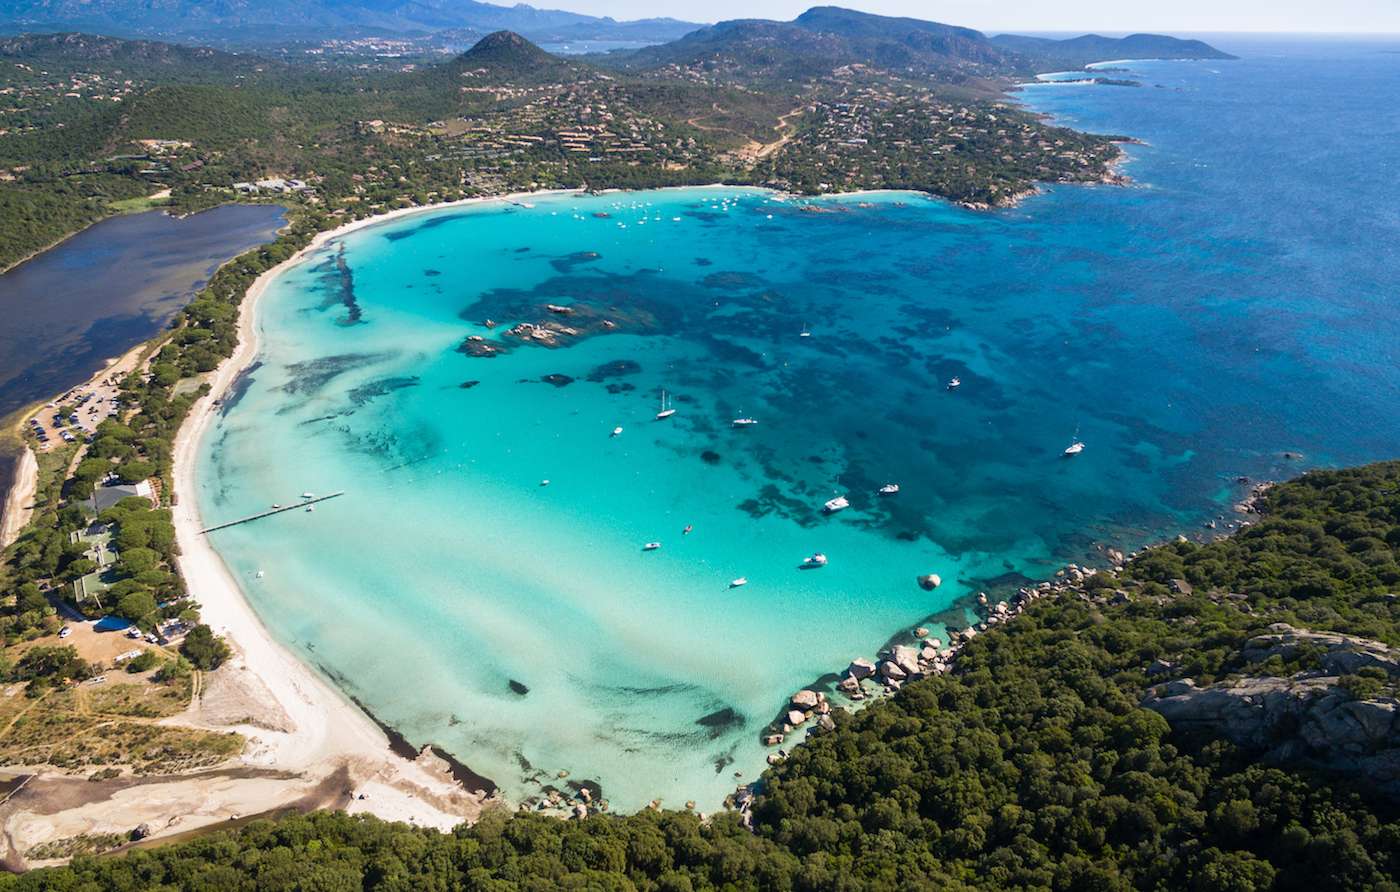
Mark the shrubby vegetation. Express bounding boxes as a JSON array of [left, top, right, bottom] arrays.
[[4, 463, 1397, 889]]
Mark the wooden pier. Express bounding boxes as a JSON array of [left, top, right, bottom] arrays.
[[200, 492, 345, 534]]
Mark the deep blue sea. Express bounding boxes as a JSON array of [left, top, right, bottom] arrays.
[[198, 37, 1400, 811]]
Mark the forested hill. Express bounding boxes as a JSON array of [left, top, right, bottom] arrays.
[[992, 32, 1238, 69], [7, 461, 1398, 888], [0, 0, 701, 44], [0, 32, 262, 75], [603, 7, 1234, 83]]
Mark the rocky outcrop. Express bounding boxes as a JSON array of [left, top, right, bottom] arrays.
[[1143, 673, 1400, 797], [1241, 623, 1400, 678]]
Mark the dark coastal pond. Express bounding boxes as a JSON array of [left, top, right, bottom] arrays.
[[0, 203, 286, 525]]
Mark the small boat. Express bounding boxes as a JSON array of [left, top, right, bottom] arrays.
[[656, 389, 676, 419], [801, 553, 828, 569], [823, 495, 850, 514], [272, 504, 282, 509], [302, 492, 314, 499], [878, 484, 900, 495], [1064, 441, 1086, 457], [255, 570, 265, 579], [729, 577, 748, 588], [306, 505, 315, 512], [540, 479, 550, 486], [947, 377, 961, 390], [732, 417, 758, 427], [799, 323, 812, 338], [612, 426, 623, 437], [643, 542, 661, 551], [683, 524, 693, 535]]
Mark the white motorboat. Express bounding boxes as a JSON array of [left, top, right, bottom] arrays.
[[802, 553, 828, 568], [823, 495, 850, 513], [732, 417, 758, 427], [643, 541, 661, 551], [1064, 441, 1086, 457], [878, 484, 900, 495], [612, 426, 624, 437], [729, 577, 748, 588], [947, 377, 961, 390]]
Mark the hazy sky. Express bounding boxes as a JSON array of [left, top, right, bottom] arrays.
[[576, 0, 1400, 32]]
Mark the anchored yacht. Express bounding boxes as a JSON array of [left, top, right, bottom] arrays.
[[655, 390, 676, 419]]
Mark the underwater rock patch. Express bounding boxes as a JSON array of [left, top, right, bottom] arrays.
[[585, 359, 641, 382], [550, 250, 602, 272]]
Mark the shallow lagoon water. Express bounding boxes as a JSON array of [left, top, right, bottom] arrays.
[[199, 38, 1400, 809], [0, 204, 285, 536]]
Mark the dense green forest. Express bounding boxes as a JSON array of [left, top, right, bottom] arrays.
[[0, 25, 1129, 270], [4, 462, 1397, 889]]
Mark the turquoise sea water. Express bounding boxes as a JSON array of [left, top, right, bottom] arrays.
[[198, 37, 1400, 810]]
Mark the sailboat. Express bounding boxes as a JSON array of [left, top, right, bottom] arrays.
[[656, 390, 676, 419], [1063, 425, 1085, 457], [799, 323, 811, 338]]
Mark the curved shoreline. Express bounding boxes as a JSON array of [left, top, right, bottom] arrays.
[[172, 183, 1075, 816], [166, 188, 651, 829], [165, 196, 569, 830]]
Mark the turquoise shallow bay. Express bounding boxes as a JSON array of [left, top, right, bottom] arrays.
[[198, 42, 1400, 810]]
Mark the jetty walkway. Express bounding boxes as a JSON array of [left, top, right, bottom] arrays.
[[200, 492, 345, 534]]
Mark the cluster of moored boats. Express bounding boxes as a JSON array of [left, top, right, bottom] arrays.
[[611, 376, 1083, 588]]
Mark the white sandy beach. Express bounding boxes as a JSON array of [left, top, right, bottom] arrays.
[[0, 196, 592, 863], [163, 197, 562, 825], [0, 445, 37, 551]]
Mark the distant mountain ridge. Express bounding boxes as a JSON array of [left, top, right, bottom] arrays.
[[0, 0, 702, 45], [611, 6, 1021, 83], [605, 7, 1233, 83]]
